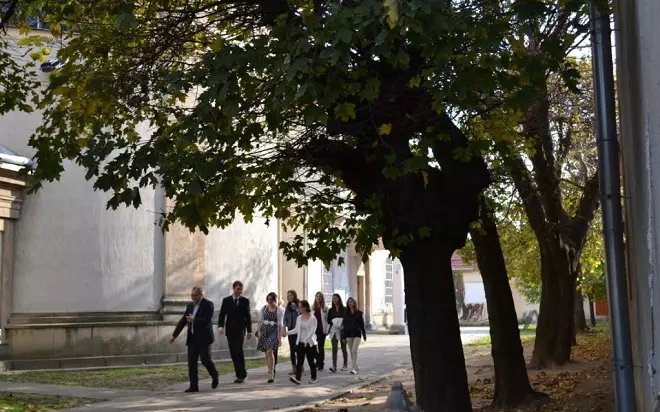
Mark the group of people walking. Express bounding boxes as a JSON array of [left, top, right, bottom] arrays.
[[170, 281, 367, 392], [281, 291, 367, 385]]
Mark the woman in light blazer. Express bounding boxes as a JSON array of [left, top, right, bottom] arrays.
[[287, 300, 319, 384]]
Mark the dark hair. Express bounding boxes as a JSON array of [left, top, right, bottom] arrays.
[[332, 293, 344, 311], [232, 280, 243, 289], [286, 290, 299, 309], [299, 300, 311, 313], [346, 297, 358, 311], [266, 292, 277, 303]]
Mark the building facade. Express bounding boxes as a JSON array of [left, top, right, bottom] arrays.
[[0, 27, 280, 370], [615, 0, 660, 409]]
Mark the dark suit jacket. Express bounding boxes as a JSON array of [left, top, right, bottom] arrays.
[[218, 295, 252, 337], [173, 298, 215, 346]]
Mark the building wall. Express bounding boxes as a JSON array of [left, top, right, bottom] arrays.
[[13, 167, 161, 313], [615, 0, 660, 408], [204, 217, 278, 306], [278, 226, 305, 302], [0, 27, 281, 367], [369, 250, 394, 328]]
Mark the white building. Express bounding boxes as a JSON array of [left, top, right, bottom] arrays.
[[0, 26, 280, 370]]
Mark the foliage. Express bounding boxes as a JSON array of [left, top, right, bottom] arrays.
[[579, 216, 607, 301], [0, 0, 67, 115], [16, 0, 584, 268], [0, 392, 92, 411], [461, 56, 603, 304]]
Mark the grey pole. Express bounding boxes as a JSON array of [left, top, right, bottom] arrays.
[[589, 3, 637, 411]]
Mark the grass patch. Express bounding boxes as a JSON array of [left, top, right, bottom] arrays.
[[0, 358, 276, 391], [0, 392, 93, 411], [467, 324, 537, 347], [466, 321, 609, 347]]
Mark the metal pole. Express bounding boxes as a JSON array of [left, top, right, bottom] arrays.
[[590, 3, 637, 411]]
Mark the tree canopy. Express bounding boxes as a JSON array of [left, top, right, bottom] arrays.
[[18, 0, 582, 265], [462, 57, 603, 303]]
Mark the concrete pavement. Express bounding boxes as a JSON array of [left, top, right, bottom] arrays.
[[0, 330, 488, 411]]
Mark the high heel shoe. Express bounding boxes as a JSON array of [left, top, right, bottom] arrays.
[[267, 371, 274, 384]]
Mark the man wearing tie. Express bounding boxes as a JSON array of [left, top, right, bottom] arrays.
[[170, 286, 219, 392], [217, 280, 252, 383]]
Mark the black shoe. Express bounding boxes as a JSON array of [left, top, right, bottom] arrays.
[[234, 378, 245, 384], [329, 367, 336, 373], [212, 378, 219, 389], [317, 365, 324, 371], [184, 387, 199, 393]]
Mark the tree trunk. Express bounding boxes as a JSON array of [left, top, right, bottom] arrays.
[[531, 238, 577, 368], [400, 238, 472, 412], [574, 288, 587, 332], [470, 200, 539, 407], [589, 297, 597, 327]]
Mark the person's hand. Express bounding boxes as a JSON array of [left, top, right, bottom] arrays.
[[246, 333, 253, 340], [186, 314, 193, 323], [278, 338, 282, 348], [217, 328, 224, 334], [255, 330, 260, 339], [363, 337, 367, 342], [169, 336, 175, 344]]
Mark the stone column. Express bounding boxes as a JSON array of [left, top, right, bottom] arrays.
[[0, 170, 26, 346], [364, 258, 376, 331], [160, 199, 207, 321], [389, 259, 407, 334]]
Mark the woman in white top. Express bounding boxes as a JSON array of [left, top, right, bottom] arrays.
[[256, 292, 285, 383], [287, 300, 319, 384]]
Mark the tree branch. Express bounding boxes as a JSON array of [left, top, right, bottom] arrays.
[[569, 171, 600, 248]]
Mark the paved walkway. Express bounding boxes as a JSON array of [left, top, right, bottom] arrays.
[[0, 330, 487, 411]]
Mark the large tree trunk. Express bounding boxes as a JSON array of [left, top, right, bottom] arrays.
[[574, 289, 587, 332], [589, 297, 597, 327], [400, 238, 472, 412], [470, 200, 539, 407], [531, 239, 577, 368]]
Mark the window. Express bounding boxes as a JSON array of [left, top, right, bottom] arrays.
[[384, 258, 394, 305]]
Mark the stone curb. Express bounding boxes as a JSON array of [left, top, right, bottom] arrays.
[[274, 367, 412, 412]]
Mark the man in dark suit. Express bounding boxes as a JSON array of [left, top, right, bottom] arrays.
[[217, 280, 252, 383], [170, 286, 219, 392]]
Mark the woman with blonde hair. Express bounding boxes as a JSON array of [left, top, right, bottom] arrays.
[[312, 292, 328, 370], [343, 297, 367, 375]]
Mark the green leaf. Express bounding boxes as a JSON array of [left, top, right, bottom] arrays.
[[336, 28, 353, 44], [418, 226, 432, 238], [379, 123, 392, 135], [383, 0, 399, 28], [334, 102, 357, 122]]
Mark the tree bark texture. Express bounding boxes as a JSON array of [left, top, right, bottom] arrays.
[[400, 238, 472, 412], [574, 288, 587, 332], [589, 298, 597, 327], [531, 238, 577, 367], [470, 198, 538, 407]]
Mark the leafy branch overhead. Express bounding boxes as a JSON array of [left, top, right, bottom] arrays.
[[19, 0, 580, 265]]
